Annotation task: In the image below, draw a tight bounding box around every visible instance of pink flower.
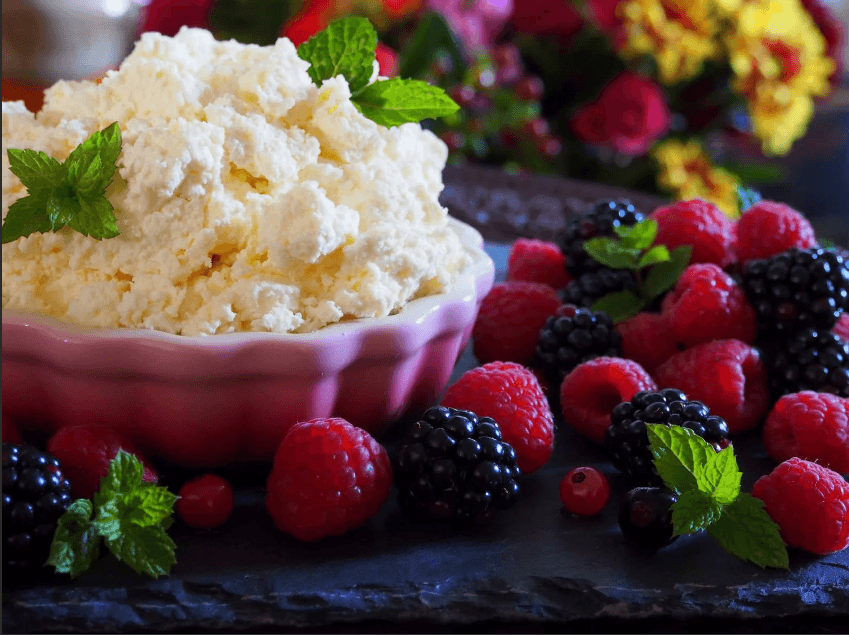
[425,0,514,52]
[571,72,671,156]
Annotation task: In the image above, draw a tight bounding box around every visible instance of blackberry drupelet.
[3,443,73,570]
[618,487,679,551]
[604,389,730,485]
[393,406,521,524]
[535,305,622,386]
[558,199,644,278]
[561,267,638,309]
[761,327,849,399]
[740,247,849,336]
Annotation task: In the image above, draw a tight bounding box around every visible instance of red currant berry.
[516,75,545,101]
[559,466,610,516]
[176,474,234,529]
[448,85,476,108]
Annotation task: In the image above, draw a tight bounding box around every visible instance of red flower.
[281,0,333,47]
[799,0,845,87]
[375,42,399,77]
[140,0,213,37]
[571,72,671,156]
[509,0,584,44]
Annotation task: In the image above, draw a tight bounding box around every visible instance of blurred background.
[2,0,847,243]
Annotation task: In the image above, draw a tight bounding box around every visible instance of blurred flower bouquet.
[140,0,845,216]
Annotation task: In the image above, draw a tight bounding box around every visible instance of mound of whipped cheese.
[1,28,470,335]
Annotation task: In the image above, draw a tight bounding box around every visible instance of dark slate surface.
[3,170,848,632]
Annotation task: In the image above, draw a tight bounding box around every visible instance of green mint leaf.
[590,290,645,323]
[65,122,122,196]
[297,17,377,94]
[640,245,692,301]
[67,196,120,240]
[735,186,762,213]
[637,245,670,268]
[352,78,460,127]
[583,237,641,269]
[46,499,101,579]
[613,219,658,250]
[6,148,65,193]
[646,424,714,495]
[94,450,145,510]
[707,493,789,569]
[700,446,742,505]
[46,190,75,230]
[1,195,52,243]
[671,489,722,536]
[128,484,179,528]
[104,523,177,579]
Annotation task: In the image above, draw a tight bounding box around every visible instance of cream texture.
[2,28,468,335]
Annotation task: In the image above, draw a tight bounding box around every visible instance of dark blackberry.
[760,327,849,399]
[740,247,849,337]
[535,305,622,386]
[3,443,72,570]
[558,199,644,278]
[393,406,521,524]
[561,267,638,309]
[604,389,730,485]
[618,487,679,551]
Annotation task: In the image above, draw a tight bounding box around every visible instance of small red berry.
[176,474,234,529]
[516,75,545,101]
[559,467,611,516]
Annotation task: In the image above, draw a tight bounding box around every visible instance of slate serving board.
[3,167,848,633]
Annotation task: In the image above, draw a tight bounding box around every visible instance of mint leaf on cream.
[352,78,460,127]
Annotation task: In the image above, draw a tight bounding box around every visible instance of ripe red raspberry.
[835,314,849,343]
[506,238,572,290]
[615,312,680,375]
[762,391,849,473]
[654,339,769,434]
[265,418,392,541]
[47,425,159,499]
[752,457,849,555]
[735,201,817,263]
[441,361,554,473]
[2,413,23,444]
[559,466,611,516]
[472,281,561,365]
[660,263,757,347]
[650,199,736,268]
[176,474,235,529]
[560,357,656,444]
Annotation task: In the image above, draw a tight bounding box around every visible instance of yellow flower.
[653,139,741,218]
[726,0,835,155]
[618,0,721,84]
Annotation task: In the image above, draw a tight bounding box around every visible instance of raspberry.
[265,418,392,541]
[472,281,561,365]
[559,466,610,516]
[176,474,234,529]
[559,357,657,444]
[654,339,770,434]
[650,199,736,268]
[615,312,680,375]
[752,457,849,555]
[441,361,554,474]
[660,263,757,347]
[2,413,23,444]
[735,201,817,263]
[834,313,849,343]
[507,238,572,290]
[761,391,849,473]
[46,425,159,500]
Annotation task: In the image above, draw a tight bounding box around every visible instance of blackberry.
[3,443,72,570]
[558,199,644,278]
[604,389,730,485]
[618,487,679,551]
[740,247,849,336]
[393,406,521,524]
[561,267,638,309]
[535,305,622,386]
[761,327,849,399]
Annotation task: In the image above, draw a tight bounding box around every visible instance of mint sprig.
[2,122,122,243]
[586,219,692,322]
[46,451,178,579]
[297,17,459,127]
[646,424,789,569]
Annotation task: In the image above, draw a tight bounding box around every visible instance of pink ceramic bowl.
[1,218,494,467]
